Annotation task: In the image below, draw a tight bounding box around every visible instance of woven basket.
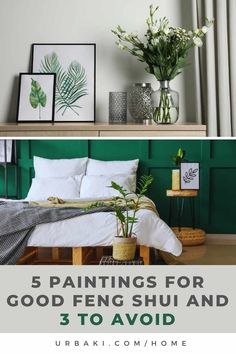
[172,227,206,246]
[113,237,136,261]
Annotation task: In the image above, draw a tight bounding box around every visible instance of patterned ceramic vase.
[128,83,153,123]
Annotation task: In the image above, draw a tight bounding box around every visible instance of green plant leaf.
[29,79,47,109]
[109,175,154,238]
[177,148,185,159]
[127,216,138,224]
[109,181,128,197]
[137,175,154,196]
[114,206,126,223]
[172,148,186,166]
[40,52,87,117]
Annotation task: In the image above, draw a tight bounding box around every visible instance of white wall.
[0,0,198,123]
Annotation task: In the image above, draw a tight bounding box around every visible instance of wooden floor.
[160,234,236,265]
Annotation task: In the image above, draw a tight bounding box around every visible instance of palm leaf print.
[40,52,87,116]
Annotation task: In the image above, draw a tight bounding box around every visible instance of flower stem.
[153,88,170,123]
[153,86,178,124]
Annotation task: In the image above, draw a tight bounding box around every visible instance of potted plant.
[110,175,154,261]
[112,4,213,124]
[171,148,186,190]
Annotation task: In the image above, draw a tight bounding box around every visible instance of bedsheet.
[1,198,182,256]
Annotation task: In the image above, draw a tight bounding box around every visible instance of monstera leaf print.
[29,79,47,120]
[40,52,87,116]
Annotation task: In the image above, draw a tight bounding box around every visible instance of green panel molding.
[1,139,236,234]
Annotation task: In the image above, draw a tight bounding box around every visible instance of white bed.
[1,197,182,257]
[1,157,183,264]
[28,207,182,256]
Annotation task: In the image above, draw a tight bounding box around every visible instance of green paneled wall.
[1,139,236,234]
[0,166,17,197]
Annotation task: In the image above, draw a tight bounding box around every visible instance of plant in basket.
[109,175,154,261]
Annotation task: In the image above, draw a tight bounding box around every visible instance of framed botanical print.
[17,73,56,122]
[31,43,96,122]
[180,162,200,190]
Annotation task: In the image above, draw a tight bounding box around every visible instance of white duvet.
[2,198,182,256]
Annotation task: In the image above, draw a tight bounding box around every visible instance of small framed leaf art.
[32,43,96,122]
[180,162,200,190]
[17,73,56,122]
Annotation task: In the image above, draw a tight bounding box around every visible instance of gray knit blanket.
[0,202,113,265]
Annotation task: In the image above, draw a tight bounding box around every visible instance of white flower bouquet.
[112,4,214,82]
[112,4,213,124]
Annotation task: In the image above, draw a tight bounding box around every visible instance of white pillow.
[80,175,135,199]
[86,158,139,176]
[34,156,88,178]
[26,175,83,201]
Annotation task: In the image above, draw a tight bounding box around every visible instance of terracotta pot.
[112,236,136,261]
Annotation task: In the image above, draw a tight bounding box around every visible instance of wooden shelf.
[0,122,207,137]
[166,190,198,197]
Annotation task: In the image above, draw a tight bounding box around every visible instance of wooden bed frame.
[72,246,150,265]
[18,245,151,265]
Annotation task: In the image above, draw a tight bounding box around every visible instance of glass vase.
[151,81,179,124]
